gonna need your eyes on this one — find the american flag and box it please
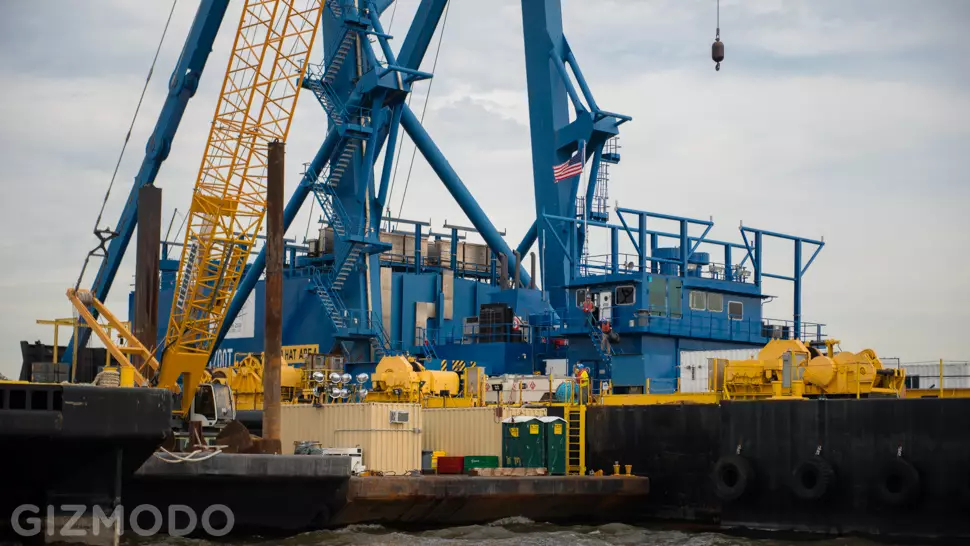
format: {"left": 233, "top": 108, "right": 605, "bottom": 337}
{"left": 552, "top": 153, "right": 583, "bottom": 182}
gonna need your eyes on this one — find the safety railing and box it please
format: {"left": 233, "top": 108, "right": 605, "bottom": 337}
{"left": 552, "top": 307, "right": 825, "bottom": 344}
{"left": 420, "top": 321, "right": 535, "bottom": 347}
{"left": 580, "top": 253, "right": 755, "bottom": 284}
{"left": 896, "top": 360, "right": 970, "bottom": 394}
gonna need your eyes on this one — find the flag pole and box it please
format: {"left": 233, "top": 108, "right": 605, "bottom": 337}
{"left": 580, "top": 140, "right": 587, "bottom": 275}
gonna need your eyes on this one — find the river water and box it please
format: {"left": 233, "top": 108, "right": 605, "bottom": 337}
{"left": 130, "top": 520, "right": 895, "bottom": 546}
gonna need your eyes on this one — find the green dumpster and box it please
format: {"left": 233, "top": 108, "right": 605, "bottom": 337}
{"left": 502, "top": 416, "right": 544, "bottom": 468}
{"left": 539, "top": 416, "right": 567, "bottom": 475}
{"left": 464, "top": 455, "right": 499, "bottom": 471}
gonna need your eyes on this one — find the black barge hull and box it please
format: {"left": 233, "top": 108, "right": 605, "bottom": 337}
{"left": 586, "top": 398, "right": 970, "bottom": 540}
{"left": 0, "top": 382, "right": 172, "bottom": 540}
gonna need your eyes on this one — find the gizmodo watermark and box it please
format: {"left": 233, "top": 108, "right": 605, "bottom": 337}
{"left": 11, "top": 504, "right": 234, "bottom": 538}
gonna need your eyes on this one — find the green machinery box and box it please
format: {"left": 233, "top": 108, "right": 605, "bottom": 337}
{"left": 540, "top": 416, "right": 567, "bottom": 475}
{"left": 463, "top": 455, "right": 499, "bottom": 470}
{"left": 502, "top": 416, "right": 545, "bottom": 468}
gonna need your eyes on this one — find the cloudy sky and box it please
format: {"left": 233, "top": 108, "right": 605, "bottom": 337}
{"left": 0, "top": 0, "right": 968, "bottom": 378}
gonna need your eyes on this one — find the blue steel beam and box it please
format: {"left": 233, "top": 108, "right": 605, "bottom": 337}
{"left": 400, "top": 105, "right": 531, "bottom": 285}
{"left": 63, "top": 0, "right": 231, "bottom": 365}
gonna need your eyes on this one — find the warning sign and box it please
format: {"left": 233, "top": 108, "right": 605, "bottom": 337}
{"left": 529, "top": 381, "right": 536, "bottom": 390}
{"left": 553, "top": 424, "right": 563, "bottom": 435}
{"left": 529, "top": 424, "right": 540, "bottom": 435}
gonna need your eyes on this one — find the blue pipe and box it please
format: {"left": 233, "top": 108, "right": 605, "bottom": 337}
{"left": 551, "top": 54, "right": 586, "bottom": 113}
{"left": 583, "top": 146, "right": 602, "bottom": 228}
{"left": 63, "top": 0, "right": 231, "bottom": 365}
{"left": 377, "top": 104, "right": 403, "bottom": 209}
{"left": 516, "top": 221, "right": 537, "bottom": 257}
{"left": 367, "top": 5, "right": 397, "bottom": 64}
{"left": 401, "top": 105, "right": 530, "bottom": 286}
{"left": 564, "top": 45, "right": 599, "bottom": 112}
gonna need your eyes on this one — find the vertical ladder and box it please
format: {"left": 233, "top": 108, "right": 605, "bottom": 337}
{"left": 565, "top": 404, "right": 587, "bottom": 475}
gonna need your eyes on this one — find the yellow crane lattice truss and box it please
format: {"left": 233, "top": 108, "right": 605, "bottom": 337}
{"left": 162, "top": 0, "right": 323, "bottom": 414}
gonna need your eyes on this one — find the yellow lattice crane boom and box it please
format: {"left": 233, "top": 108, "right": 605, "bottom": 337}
{"left": 68, "top": 0, "right": 324, "bottom": 418}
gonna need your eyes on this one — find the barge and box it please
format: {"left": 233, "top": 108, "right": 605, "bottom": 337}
{"left": 9, "top": 0, "right": 966, "bottom": 542}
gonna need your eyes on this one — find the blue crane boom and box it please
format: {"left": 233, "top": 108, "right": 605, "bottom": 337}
{"left": 62, "top": 0, "right": 231, "bottom": 368}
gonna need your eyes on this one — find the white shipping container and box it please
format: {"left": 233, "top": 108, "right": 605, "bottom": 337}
{"left": 485, "top": 374, "right": 569, "bottom": 404}
{"left": 679, "top": 348, "right": 760, "bottom": 393}
{"left": 280, "top": 403, "right": 423, "bottom": 475}
{"left": 899, "top": 362, "right": 970, "bottom": 390}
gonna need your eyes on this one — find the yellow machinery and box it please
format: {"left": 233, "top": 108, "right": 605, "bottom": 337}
{"left": 358, "top": 355, "right": 485, "bottom": 407}
{"left": 65, "top": 0, "right": 324, "bottom": 421}
{"left": 210, "top": 354, "right": 305, "bottom": 410}
{"left": 722, "top": 339, "right": 905, "bottom": 400}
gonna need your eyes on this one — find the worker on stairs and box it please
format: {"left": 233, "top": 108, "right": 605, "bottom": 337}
{"left": 600, "top": 319, "right": 612, "bottom": 355}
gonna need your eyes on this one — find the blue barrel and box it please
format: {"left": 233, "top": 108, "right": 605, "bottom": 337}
{"left": 555, "top": 382, "right": 576, "bottom": 403}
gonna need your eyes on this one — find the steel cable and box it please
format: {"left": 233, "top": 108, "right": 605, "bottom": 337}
{"left": 74, "top": 0, "right": 179, "bottom": 291}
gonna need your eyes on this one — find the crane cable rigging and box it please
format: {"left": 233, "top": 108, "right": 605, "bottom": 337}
{"left": 712, "top": 0, "right": 724, "bottom": 71}
{"left": 75, "top": 0, "right": 180, "bottom": 292}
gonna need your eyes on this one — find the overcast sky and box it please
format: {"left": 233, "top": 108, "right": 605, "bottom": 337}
{"left": 0, "top": 0, "right": 968, "bottom": 379}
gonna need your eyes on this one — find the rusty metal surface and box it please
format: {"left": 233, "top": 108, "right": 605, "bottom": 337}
{"left": 263, "top": 140, "right": 284, "bottom": 446}
{"left": 134, "top": 185, "right": 161, "bottom": 375}
{"left": 215, "top": 420, "right": 254, "bottom": 454}
{"left": 330, "top": 475, "right": 649, "bottom": 526}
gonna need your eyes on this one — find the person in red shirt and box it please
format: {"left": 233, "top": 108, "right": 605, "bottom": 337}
{"left": 600, "top": 320, "right": 612, "bottom": 354}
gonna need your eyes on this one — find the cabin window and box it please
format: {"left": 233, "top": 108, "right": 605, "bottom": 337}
{"left": 575, "top": 289, "right": 588, "bottom": 307}
{"left": 689, "top": 290, "right": 707, "bottom": 311}
{"left": 728, "top": 301, "right": 743, "bottom": 320}
{"left": 615, "top": 285, "right": 636, "bottom": 306}
{"left": 708, "top": 292, "right": 724, "bottom": 313}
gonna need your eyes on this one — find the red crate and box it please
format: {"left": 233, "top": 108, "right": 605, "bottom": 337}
{"left": 436, "top": 456, "right": 465, "bottom": 475}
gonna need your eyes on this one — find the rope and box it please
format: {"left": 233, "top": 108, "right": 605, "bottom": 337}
{"left": 74, "top": 0, "right": 179, "bottom": 291}
{"left": 153, "top": 446, "right": 225, "bottom": 464}
{"left": 392, "top": 0, "right": 451, "bottom": 228}
{"left": 92, "top": 368, "right": 121, "bottom": 387}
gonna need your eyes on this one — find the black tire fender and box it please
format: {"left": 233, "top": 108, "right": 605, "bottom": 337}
{"left": 790, "top": 456, "right": 835, "bottom": 501}
{"left": 712, "top": 454, "right": 755, "bottom": 502}
{"left": 877, "top": 458, "right": 920, "bottom": 506}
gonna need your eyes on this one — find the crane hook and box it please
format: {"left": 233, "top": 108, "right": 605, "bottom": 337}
{"left": 712, "top": 0, "right": 724, "bottom": 71}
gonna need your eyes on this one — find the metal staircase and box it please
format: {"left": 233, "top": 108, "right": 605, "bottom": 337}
{"left": 308, "top": 267, "right": 349, "bottom": 329}
{"left": 300, "top": 13, "right": 388, "bottom": 355}
{"left": 585, "top": 311, "right": 614, "bottom": 365}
